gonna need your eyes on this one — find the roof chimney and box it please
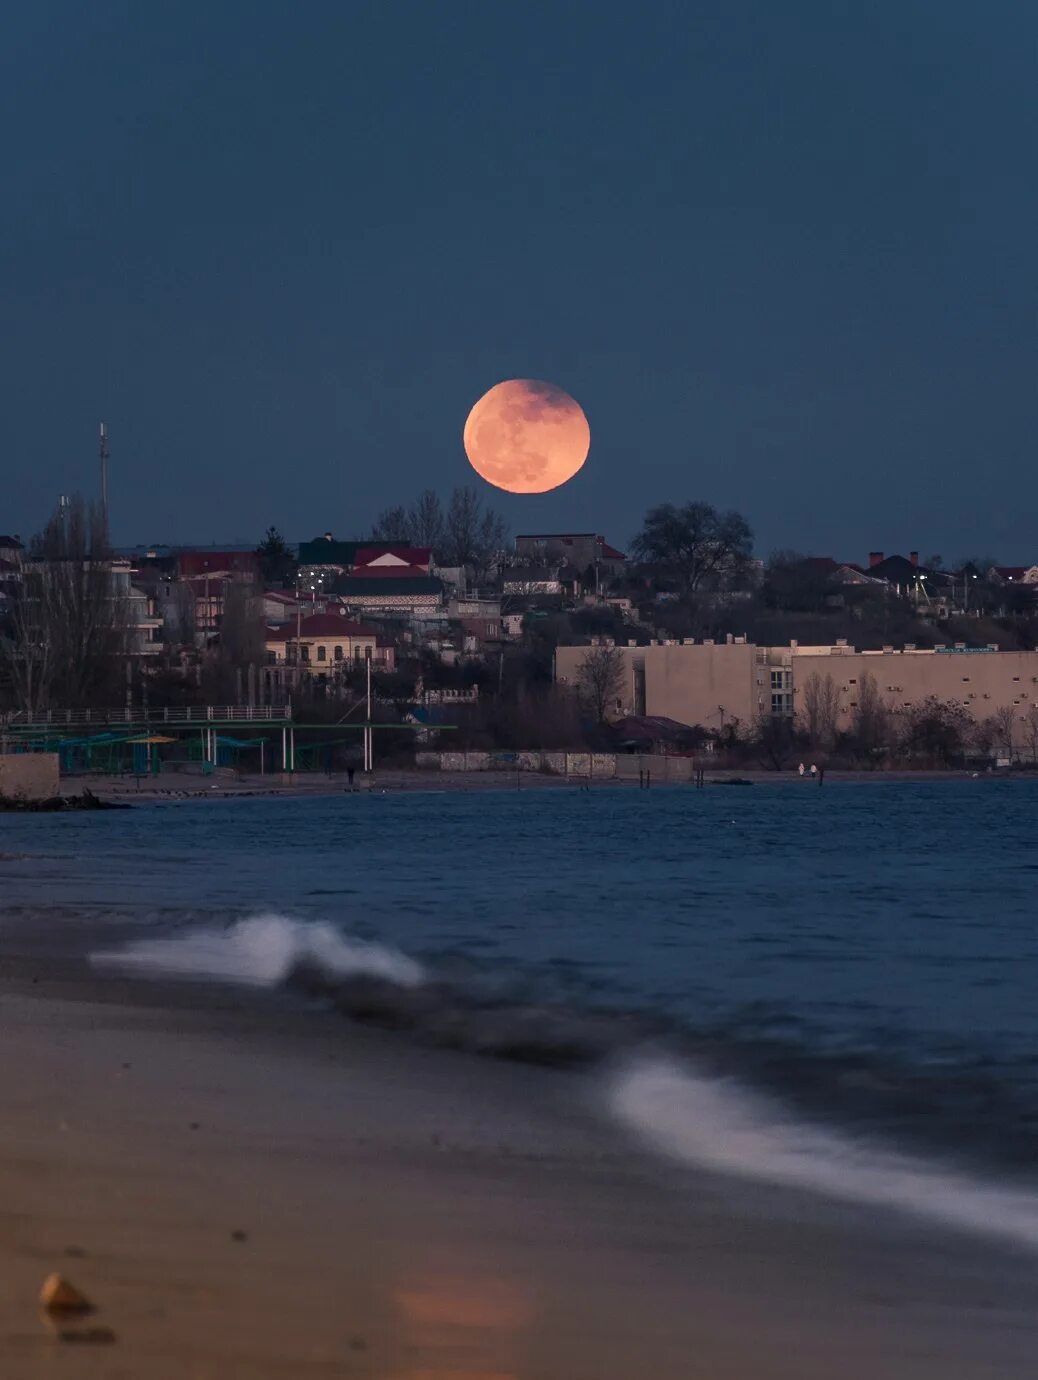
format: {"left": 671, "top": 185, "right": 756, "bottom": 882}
{"left": 868, "top": 551, "right": 884, "bottom": 568}
{"left": 909, "top": 551, "right": 919, "bottom": 567}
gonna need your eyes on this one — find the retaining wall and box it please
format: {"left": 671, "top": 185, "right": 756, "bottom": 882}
{"left": 0, "top": 753, "right": 60, "bottom": 799}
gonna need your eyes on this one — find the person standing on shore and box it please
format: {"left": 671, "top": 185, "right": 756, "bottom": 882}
{"left": 346, "top": 766, "right": 355, "bottom": 792}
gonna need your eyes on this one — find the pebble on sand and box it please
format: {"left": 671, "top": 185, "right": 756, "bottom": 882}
{"left": 40, "top": 1273, "right": 94, "bottom": 1314}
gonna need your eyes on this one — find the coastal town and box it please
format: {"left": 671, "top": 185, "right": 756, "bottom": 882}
{"left": 3, "top": 486, "right": 1038, "bottom": 780}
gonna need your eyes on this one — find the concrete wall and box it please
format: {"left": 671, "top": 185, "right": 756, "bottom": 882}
{"left": 555, "top": 641, "right": 759, "bottom": 731}
{"left": 0, "top": 753, "right": 60, "bottom": 800}
{"left": 556, "top": 639, "right": 1038, "bottom": 747}
{"left": 792, "top": 648, "right": 1038, "bottom": 746}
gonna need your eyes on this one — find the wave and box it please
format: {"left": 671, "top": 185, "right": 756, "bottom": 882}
{"left": 91, "top": 912, "right": 424, "bottom": 989}
{"left": 610, "top": 1057, "right": 1038, "bottom": 1253}
{"left": 91, "top": 913, "right": 1038, "bottom": 1251}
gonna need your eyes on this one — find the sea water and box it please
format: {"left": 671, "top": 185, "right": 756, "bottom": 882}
{"left": 4, "top": 779, "right": 1038, "bottom": 1245}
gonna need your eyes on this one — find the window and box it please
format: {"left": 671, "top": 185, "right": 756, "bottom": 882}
{"left": 849, "top": 678, "right": 856, "bottom": 685}
{"left": 300, "top": 644, "right": 310, "bottom": 662}
{"left": 317, "top": 645, "right": 327, "bottom": 662}
{"left": 334, "top": 645, "right": 343, "bottom": 661}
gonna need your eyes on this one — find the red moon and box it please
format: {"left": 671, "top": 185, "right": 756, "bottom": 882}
{"left": 463, "top": 379, "right": 590, "bottom": 494}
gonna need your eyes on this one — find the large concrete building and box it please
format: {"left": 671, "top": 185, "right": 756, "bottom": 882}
{"left": 555, "top": 638, "right": 1038, "bottom": 747}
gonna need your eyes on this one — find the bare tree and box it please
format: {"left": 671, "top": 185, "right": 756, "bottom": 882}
{"left": 801, "top": 672, "right": 840, "bottom": 749}
{"left": 576, "top": 645, "right": 626, "bottom": 723}
{"left": 219, "top": 581, "right": 265, "bottom": 668}
{"left": 408, "top": 490, "right": 446, "bottom": 551}
{"left": 0, "top": 495, "right": 127, "bottom": 712}
{"left": 991, "top": 704, "right": 1016, "bottom": 760}
{"left": 631, "top": 501, "right": 754, "bottom": 595}
{"left": 372, "top": 487, "right": 506, "bottom": 577}
{"left": 442, "top": 487, "right": 508, "bottom": 578}
{"left": 371, "top": 505, "right": 410, "bottom": 542}
{"left": 753, "top": 710, "right": 798, "bottom": 771}
{"left": 851, "top": 671, "right": 890, "bottom": 758}
{"left": 163, "top": 580, "right": 198, "bottom": 649}
{"left": 1023, "top": 704, "right": 1038, "bottom": 764}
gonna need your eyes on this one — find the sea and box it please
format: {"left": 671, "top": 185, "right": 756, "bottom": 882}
{"left": 4, "top": 778, "right": 1038, "bottom": 1251}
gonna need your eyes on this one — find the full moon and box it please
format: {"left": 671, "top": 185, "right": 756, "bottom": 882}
{"left": 463, "top": 379, "right": 590, "bottom": 494}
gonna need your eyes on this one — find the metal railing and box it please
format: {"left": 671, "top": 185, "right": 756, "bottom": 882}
{"left": 0, "top": 705, "right": 293, "bottom": 728}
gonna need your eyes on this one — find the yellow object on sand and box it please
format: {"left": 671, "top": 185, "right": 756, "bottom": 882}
{"left": 40, "top": 1274, "right": 93, "bottom": 1313}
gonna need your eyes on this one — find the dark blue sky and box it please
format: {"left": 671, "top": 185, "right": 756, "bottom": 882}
{"left": 3, "top": 2, "right": 1036, "bottom": 561}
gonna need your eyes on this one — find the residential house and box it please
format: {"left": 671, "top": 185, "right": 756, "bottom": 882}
{"left": 264, "top": 613, "right": 391, "bottom": 670}
{"left": 334, "top": 572, "right": 445, "bottom": 616}
{"left": 0, "top": 534, "right": 24, "bottom": 566}
{"left": 352, "top": 545, "right": 433, "bottom": 577}
{"left": 174, "top": 549, "right": 260, "bottom": 634}
{"left": 991, "top": 565, "right": 1038, "bottom": 585}
{"left": 262, "top": 590, "right": 301, "bottom": 624}
{"left": 501, "top": 564, "right": 582, "bottom": 597}
{"left": 297, "top": 534, "right": 363, "bottom": 577}
{"left": 515, "top": 533, "right": 626, "bottom": 582}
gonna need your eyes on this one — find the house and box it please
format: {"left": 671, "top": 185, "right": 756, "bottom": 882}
{"left": 0, "top": 535, "right": 24, "bottom": 565}
{"left": 352, "top": 546, "right": 433, "bottom": 577}
{"left": 176, "top": 549, "right": 260, "bottom": 581}
{"left": 501, "top": 564, "right": 582, "bottom": 597}
{"left": 264, "top": 613, "right": 387, "bottom": 669}
{"left": 802, "top": 557, "right": 879, "bottom": 586}
{"left": 514, "top": 533, "right": 626, "bottom": 580}
{"left": 612, "top": 715, "right": 705, "bottom": 754}
{"left": 262, "top": 590, "right": 301, "bottom": 624}
{"left": 334, "top": 573, "right": 445, "bottom": 615}
{"left": 297, "top": 535, "right": 363, "bottom": 574}
{"left": 991, "top": 566, "right": 1038, "bottom": 585}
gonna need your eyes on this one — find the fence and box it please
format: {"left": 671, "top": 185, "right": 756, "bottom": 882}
{"left": 413, "top": 750, "right": 702, "bottom": 780}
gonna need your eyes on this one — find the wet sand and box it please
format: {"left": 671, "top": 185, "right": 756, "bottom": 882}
{"left": 2, "top": 957, "right": 1038, "bottom": 1378}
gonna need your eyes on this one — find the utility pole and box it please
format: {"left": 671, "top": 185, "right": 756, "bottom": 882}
{"left": 364, "top": 647, "right": 373, "bottom": 773}
{"left": 99, "top": 422, "right": 110, "bottom": 532}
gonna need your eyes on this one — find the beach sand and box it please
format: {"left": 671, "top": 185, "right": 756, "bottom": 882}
{"left": 2, "top": 950, "right": 1038, "bottom": 1378}
{"left": 61, "top": 763, "right": 1026, "bottom": 804}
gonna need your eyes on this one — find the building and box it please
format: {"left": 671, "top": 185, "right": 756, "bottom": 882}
{"left": 991, "top": 565, "right": 1038, "bottom": 585}
{"left": 334, "top": 573, "right": 444, "bottom": 615}
{"left": 556, "top": 637, "right": 758, "bottom": 732}
{"left": 501, "top": 564, "right": 582, "bottom": 597}
{"left": 515, "top": 533, "right": 626, "bottom": 579}
{"left": 264, "top": 613, "right": 386, "bottom": 668}
{"left": 352, "top": 546, "right": 433, "bottom": 576}
{"left": 0, "top": 535, "right": 24, "bottom": 565}
{"left": 555, "top": 637, "right": 1038, "bottom": 747}
{"left": 263, "top": 590, "right": 301, "bottom": 624}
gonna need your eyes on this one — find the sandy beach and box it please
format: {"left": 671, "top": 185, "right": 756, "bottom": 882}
{"left": 56, "top": 763, "right": 1033, "bottom": 803}
{"left": 3, "top": 939, "right": 1038, "bottom": 1379}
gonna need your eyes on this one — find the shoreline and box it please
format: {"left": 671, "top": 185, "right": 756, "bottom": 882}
{"left": 48, "top": 763, "right": 1038, "bottom": 802}
{"left": 2, "top": 949, "right": 1038, "bottom": 1376}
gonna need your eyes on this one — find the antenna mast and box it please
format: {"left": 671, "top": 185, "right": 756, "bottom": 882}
{"left": 99, "top": 421, "right": 109, "bottom": 530}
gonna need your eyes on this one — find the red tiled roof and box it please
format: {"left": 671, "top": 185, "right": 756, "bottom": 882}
{"left": 348, "top": 563, "right": 430, "bottom": 579}
{"left": 265, "top": 614, "right": 377, "bottom": 641}
{"left": 599, "top": 542, "right": 627, "bottom": 560}
{"left": 177, "top": 550, "right": 259, "bottom": 577}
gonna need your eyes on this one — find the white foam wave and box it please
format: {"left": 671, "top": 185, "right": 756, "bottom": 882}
{"left": 611, "top": 1058, "right": 1038, "bottom": 1252}
{"left": 91, "top": 913, "right": 424, "bottom": 989}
